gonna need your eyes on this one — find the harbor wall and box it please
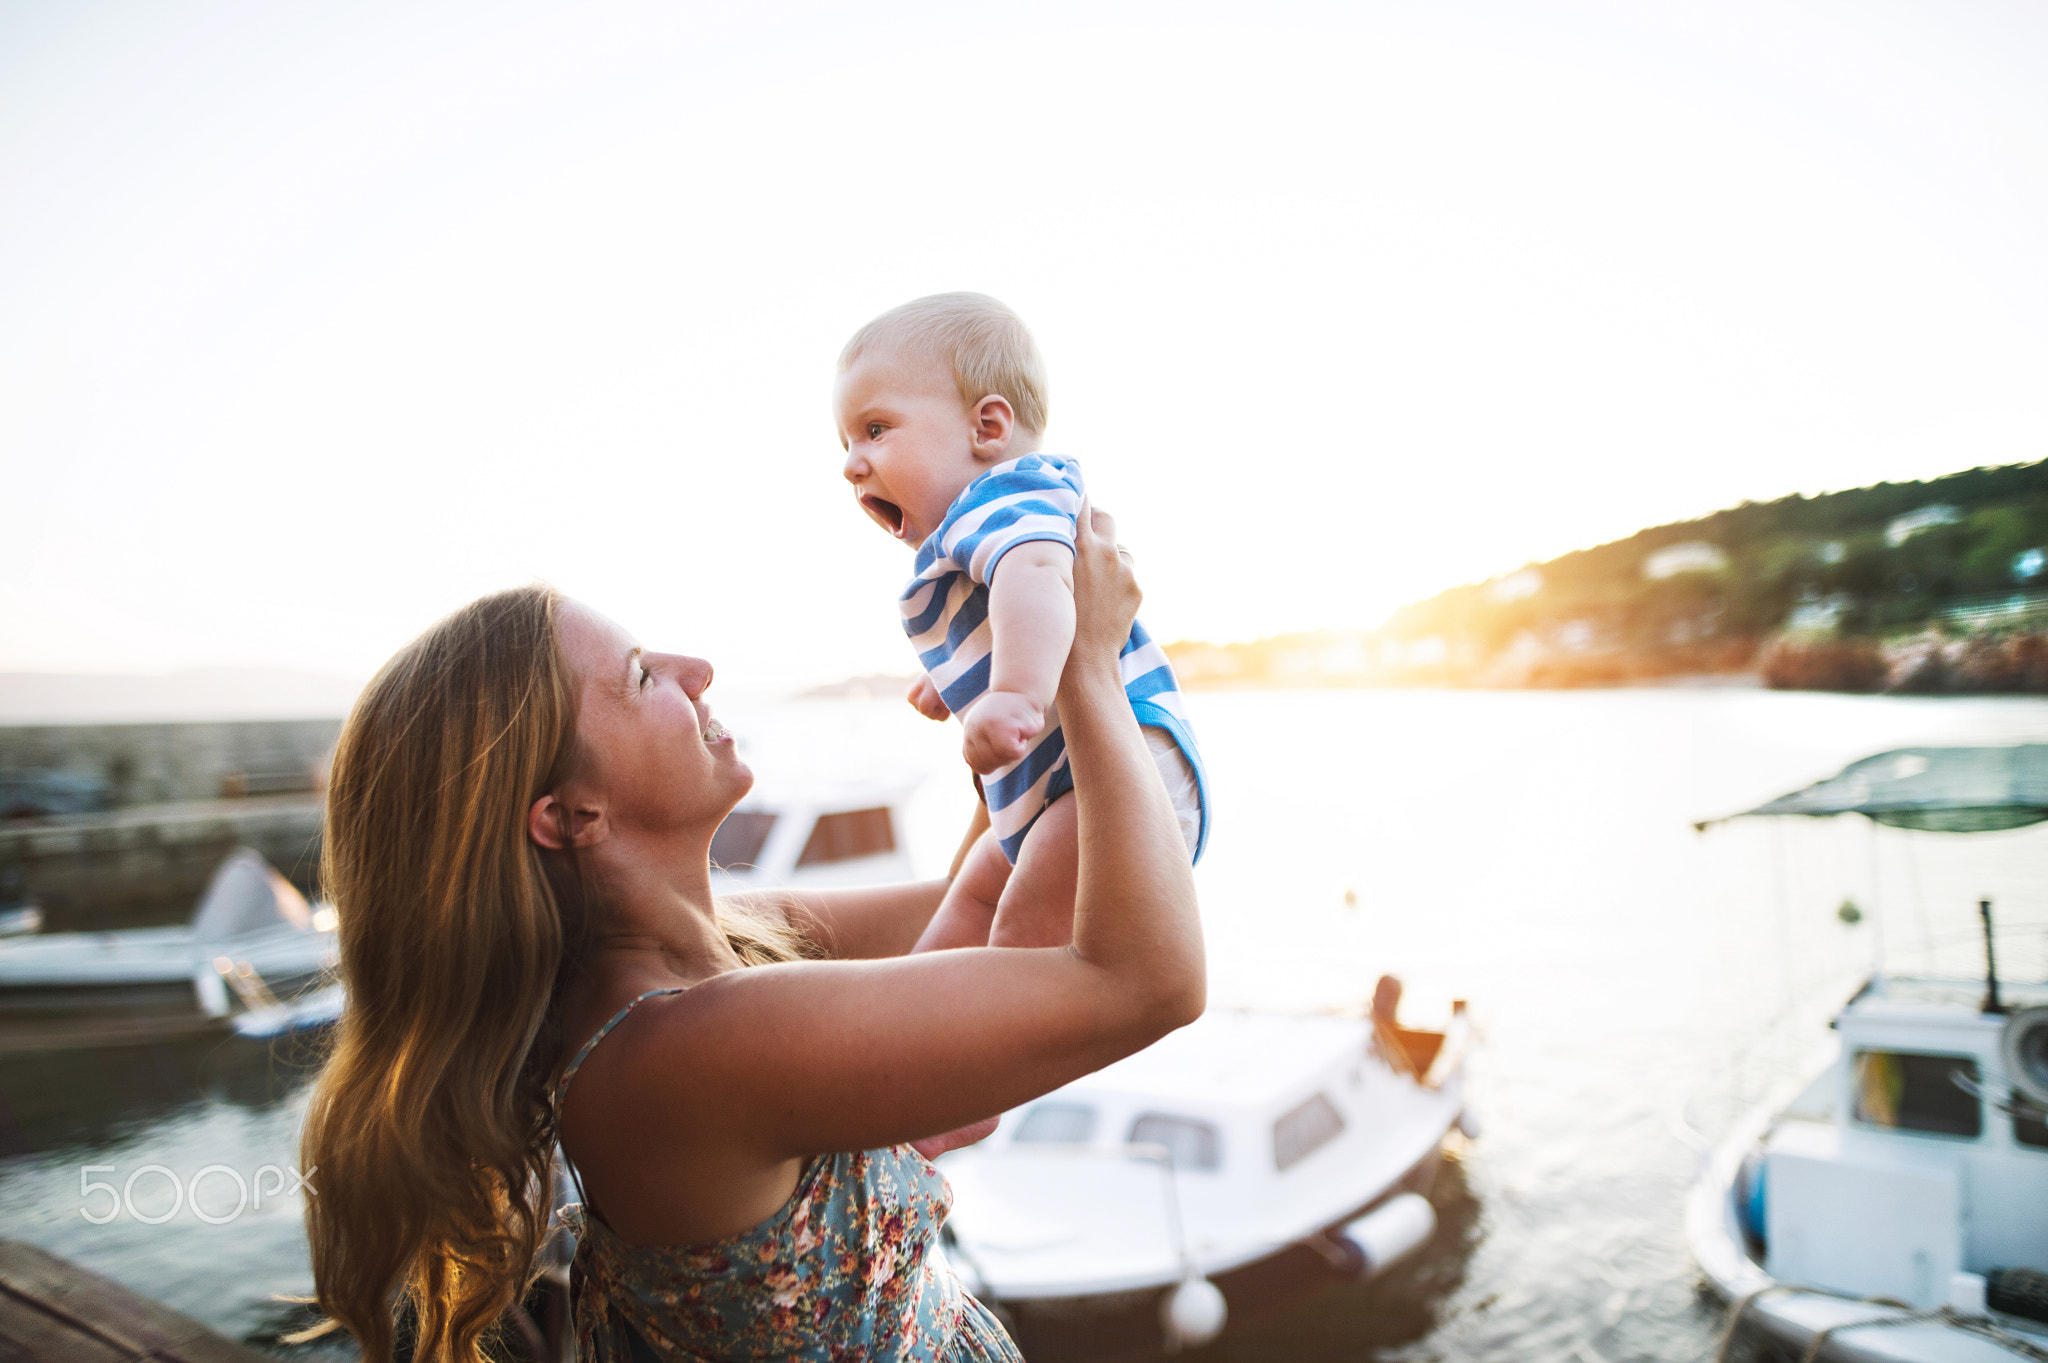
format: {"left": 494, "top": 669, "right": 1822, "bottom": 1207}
{"left": 0, "top": 720, "right": 338, "bottom": 931}
{"left": 0, "top": 719, "right": 340, "bottom": 808}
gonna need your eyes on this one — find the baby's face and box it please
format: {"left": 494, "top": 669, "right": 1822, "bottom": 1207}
{"left": 835, "top": 349, "right": 986, "bottom": 548}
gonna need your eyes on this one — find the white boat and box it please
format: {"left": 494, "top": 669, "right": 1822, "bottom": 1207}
{"left": 707, "top": 774, "right": 921, "bottom": 895}
{"left": 233, "top": 980, "right": 346, "bottom": 1038}
{"left": 1689, "top": 747, "right": 2048, "bottom": 1362}
{"left": 0, "top": 846, "right": 337, "bottom": 1020}
{"left": 938, "top": 991, "right": 1476, "bottom": 1350}
{"left": 215, "top": 777, "right": 924, "bottom": 1041}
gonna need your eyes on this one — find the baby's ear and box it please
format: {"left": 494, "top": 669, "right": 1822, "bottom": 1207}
{"left": 969, "top": 393, "right": 1017, "bottom": 461}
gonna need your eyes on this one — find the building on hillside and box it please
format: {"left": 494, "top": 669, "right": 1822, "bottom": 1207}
{"left": 1883, "top": 503, "right": 1960, "bottom": 547}
{"left": 1786, "top": 594, "right": 1852, "bottom": 634}
{"left": 1487, "top": 569, "right": 1544, "bottom": 602}
{"left": 1642, "top": 541, "right": 1727, "bottom": 580}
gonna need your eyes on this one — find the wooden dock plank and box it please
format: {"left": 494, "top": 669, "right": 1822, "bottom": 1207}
{"left": 0, "top": 1240, "right": 273, "bottom": 1363}
{"left": 0, "top": 1310, "right": 134, "bottom": 1363}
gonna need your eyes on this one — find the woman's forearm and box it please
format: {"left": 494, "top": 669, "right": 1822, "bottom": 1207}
{"left": 1057, "top": 520, "right": 1204, "bottom": 1025}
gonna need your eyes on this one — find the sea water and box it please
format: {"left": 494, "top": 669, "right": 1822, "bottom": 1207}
{"left": 3, "top": 687, "right": 2045, "bottom": 1360}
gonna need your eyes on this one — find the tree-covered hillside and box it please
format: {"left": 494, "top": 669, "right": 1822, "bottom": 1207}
{"left": 1167, "top": 460, "right": 2048, "bottom": 691}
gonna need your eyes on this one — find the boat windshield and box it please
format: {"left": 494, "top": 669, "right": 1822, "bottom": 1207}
{"left": 1130, "top": 1114, "right": 1222, "bottom": 1171}
{"left": 796, "top": 807, "right": 896, "bottom": 866}
{"left": 1013, "top": 1101, "right": 1097, "bottom": 1144}
{"left": 710, "top": 812, "right": 777, "bottom": 869}
{"left": 1273, "top": 1092, "right": 1346, "bottom": 1170}
{"left": 1850, "top": 1050, "right": 1982, "bottom": 1138}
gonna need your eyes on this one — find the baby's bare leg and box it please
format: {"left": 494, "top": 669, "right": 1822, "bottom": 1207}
{"left": 911, "top": 827, "right": 1010, "bottom": 954}
{"left": 988, "top": 792, "right": 1080, "bottom": 949}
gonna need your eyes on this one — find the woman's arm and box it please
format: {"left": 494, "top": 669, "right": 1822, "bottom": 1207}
{"left": 641, "top": 505, "right": 1205, "bottom": 1156}
{"left": 719, "top": 802, "right": 993, "bottom": 959}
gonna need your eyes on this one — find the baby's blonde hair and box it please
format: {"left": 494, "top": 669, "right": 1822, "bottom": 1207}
{"left": 839, "top": 292, "right": 1050, "bottom": 437}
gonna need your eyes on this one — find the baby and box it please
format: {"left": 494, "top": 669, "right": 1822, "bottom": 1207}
{"left": 834, "top": 292, "right": 1208, "bottom": 958}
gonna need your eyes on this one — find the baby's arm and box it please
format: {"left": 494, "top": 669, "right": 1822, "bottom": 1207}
{"left": 963, "top": 541, "right": 1076, "bottom": 775}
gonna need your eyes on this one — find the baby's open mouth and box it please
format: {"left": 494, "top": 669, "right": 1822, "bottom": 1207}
{"left": 861, "top": 494, "right": 906, "bottom": 536}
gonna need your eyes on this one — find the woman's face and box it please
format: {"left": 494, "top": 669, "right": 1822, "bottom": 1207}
{"left": 550, "top": 600, "right": 751, "bottom": 842}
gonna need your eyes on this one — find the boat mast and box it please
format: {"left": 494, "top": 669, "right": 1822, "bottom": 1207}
{"left": 1864, "top": 819, "right": 1887, "bottom": 994}
{"left": 1979, "top": 899, "right": 2005, "bottom": 1015}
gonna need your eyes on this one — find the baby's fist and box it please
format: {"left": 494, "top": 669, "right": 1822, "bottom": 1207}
{"left": 907, "top": 674, "right": 950, "bottom": 722}
{"left": 962, "top": 692, "right": 1045, "bottom": 775}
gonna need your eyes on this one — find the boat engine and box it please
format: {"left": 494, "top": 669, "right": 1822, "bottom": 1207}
{"left": 2003, "top": 1006, "right": 2048, "bottom": 1108}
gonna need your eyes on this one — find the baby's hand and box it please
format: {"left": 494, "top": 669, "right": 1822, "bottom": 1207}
{"left": 907, "top": 674, "right": 950, "bottom": 722}
{"left": 962, "top": 691, "right": 1046, "bottom": 775}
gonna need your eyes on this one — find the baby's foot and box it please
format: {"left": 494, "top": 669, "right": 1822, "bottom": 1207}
{"left": 910, "top": 1115, "right": 1001, "bottom": 1161}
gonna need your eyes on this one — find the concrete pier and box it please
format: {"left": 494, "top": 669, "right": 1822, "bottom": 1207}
{"left": 0, "top": 721, "right": 337, "bottom": 931}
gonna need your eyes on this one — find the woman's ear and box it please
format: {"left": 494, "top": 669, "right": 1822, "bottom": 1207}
{"left": 969, "top": 393, "right": 1017, "bottom": 462}
{"left": 528, "top": 792, "right": 605, "bottom": 849}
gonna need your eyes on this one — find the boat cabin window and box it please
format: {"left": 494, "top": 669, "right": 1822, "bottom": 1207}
{"left": 1013, "top": 1102, "right": 1097, "bottom": 1144}
{"left": 1273, "top": 1092, "right": 1346, "bottom": 1171}
{"left": 796, "top": 808, "right": 896, "bottom": 867}
{"left": 1850, "top": 1050, "right": 1981, "bottom": 1139}
{"left": 710, "top": 812, "right": 777, "bottom": 870}
{"left": 2015, "top": 1093, "right": 2048, "bottom": 1150}
{"left": 1129, "top": 1114, "right": 1222, "bottom": 1171}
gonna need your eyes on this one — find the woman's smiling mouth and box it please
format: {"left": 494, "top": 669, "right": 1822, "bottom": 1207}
{"left": 703, "top": 719, "right": 732, "bottom": 744}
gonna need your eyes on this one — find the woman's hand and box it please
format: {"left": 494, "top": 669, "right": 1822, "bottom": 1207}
{"left": 1063, "top": 499, "right": 1142, "bottom": 689}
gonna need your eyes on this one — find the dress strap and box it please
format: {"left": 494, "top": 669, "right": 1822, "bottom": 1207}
{"left": 554, "top": 987, "right": 686, "bottom": 1114}
{"left": 554, "top": 987, "right": 686, "bottom": 1226}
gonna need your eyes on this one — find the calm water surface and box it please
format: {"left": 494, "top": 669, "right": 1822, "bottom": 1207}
{"left": 4, "top": 687, "right": 2046, "bottom": 1360}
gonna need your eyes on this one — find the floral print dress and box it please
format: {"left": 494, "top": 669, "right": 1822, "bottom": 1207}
{"left": 554, "top": 988, "right": 1022, "bottom": 1362}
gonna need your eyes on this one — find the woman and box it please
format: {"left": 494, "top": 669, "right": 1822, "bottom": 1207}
{"left": 298, "top": 506, "right": 1204, "bottom": 1361}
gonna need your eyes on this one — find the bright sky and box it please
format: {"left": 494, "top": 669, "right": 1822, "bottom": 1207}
{"left": 3, "top": 0, "right": 2046, "bottom": 691}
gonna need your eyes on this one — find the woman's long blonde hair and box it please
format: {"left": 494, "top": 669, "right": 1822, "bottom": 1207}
{"left": 300, "top": 585, "right": 802, "bottom": 1361}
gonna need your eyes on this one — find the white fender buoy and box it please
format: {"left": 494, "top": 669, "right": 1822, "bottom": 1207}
{"left": 1160, "top": 1274, "right": 1227, "bottom": 1351}
{"left": 1332, "top": 1193, "right": 1437, "bottom": 1279}
{"left": 192, "top": 963, "right": 230, "bottom": 1019}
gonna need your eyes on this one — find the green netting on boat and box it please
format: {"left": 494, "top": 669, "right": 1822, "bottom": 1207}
{"left": 1710, "top": 745, "right": 2048, "bottom": 833}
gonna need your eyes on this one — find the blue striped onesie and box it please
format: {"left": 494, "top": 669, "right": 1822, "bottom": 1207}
{"left": 899, "top": 454, "right": 1210, "bottom": 865}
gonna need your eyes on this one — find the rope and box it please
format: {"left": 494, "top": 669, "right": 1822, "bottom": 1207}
{"left": 1716, "top": 1288, "right": 2048, "bottom": 1363}
{"left": 1715, "top": 1286, "right": 1793, "bottom": 1363}
{"left": 1795, "top": 1306, "right": 1942, "bottom": 1363}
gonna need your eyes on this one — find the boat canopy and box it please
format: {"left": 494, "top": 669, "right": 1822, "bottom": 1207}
{"left": 1701, "top": 745, "right": 2048, "bottom": 834}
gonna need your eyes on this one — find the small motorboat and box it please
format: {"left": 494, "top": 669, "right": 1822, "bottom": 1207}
{"left": 0, "top": 847, "right": 337, "bottom": 1034}
{"left": 707, "top": 774, "right": 920, "bottom": 894}
{"left": 937, "top": 986, "right": 1476, "bottom": 1351}
{"left": 222, "top": 777, "right": 923, "bottom": 1040}
{"left": 232, "top": 980, "right": 345, "bottom": 1039}
{"left": 1689, "top": 747, "right": 2048, "bottom": 1361}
